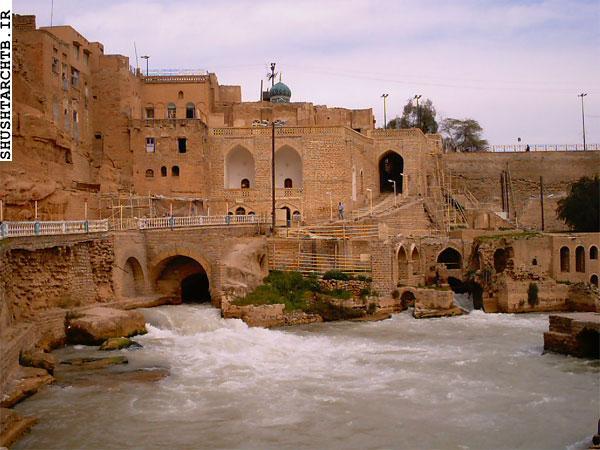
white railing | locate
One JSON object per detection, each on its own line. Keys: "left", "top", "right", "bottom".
{"left": 137, "top": 214, "right": 269, "bottom": 230}
{"left": 0, "top": 214, "right": 270, "bottom": 239}
{"left": 0, "top": 220, "right": 109, "bottom": 239}
{"left": 488, "top": 144, "right": 599, "bottom": 152}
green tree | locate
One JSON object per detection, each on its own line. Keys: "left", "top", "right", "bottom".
{"left": 388, "top": 98, "right": 438, "bottom": 134}
{"left": 556, "top": 175, "right": 600, "bottom": 232}
{"left": 440, "top": 118, "right": 488, "bottom": 152}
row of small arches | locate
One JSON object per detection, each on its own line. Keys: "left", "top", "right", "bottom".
{"left": 146, "top": 166, "right": 179, "bottom": 178}
{"left": 559, "top": 245, "right": 597, "bottom": 273}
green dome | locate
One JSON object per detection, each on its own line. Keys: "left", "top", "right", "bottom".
{"left": 269, "top": 81, "right": 291, "bottom": 103}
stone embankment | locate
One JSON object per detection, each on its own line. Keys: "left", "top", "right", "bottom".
{"left": 543, "top": 313, "right": 599, "bottom": 359}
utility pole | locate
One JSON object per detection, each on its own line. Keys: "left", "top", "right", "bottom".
{"left": 414, "top": 94, "right": 422, "bottom": 130}
{"left": 578, "top": 93, "right": 587, "bottom": 150}
{"left": 381, "top": 94, "right": 389, "bottom": 129}
{"left": 140, "top": 55, "right": 150, "bottom": 76}
{"left": 539, "top": 176, "right": 545, "bottom": 231}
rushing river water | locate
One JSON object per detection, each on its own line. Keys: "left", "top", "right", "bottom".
{"left": 15, "top": 305, "right": 599, "bottom": 450}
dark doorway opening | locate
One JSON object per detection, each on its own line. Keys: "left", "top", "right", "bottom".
{"left": 576, "top": 329, "right": 599, "bottom": 359}
{"left": 379, "top": 151, "right": 404, "bottom": 193}
{"left": 181, "top": 272, "right": 211, "bottom": 303}
{"left": 400, "top": 291, "right": 416, "bottom": 308}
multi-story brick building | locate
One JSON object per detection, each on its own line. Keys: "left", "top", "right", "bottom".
{"left": 5, "top": 14, "right": 442, "bottom": 223}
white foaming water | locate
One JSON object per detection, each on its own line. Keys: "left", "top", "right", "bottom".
{"left": 453, "top": 292, "right": 474, "bottom": 312}
{"left": 14, "top": 305, "right": 599, "bottom": 450}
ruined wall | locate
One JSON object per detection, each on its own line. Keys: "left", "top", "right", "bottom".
{"left": 444, "top": 151, "right": 600, "bottom": 231}
{"left": 0, "top": 235, "right": 115, "bottom": 328}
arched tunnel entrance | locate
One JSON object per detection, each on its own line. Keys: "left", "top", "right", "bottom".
{"left": 448, "top": 276, "right": 483, "bottom": 310}
{"left": 155, "top": 255, "right": 211, "bottom": 304}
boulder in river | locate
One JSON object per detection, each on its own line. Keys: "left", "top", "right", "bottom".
{"left": 66, "top": 307, "right": 147, "bottom": 345}
{"left": 60, "top": 356, "right": 128, "bottom": 370}
{"left": 0, "top": 407, "right": 38, "bottom": 448}
{"left": 0, "top": 366, "right": 54, "bottom": 408}
{"left": 99, "top": 337, "right": 143, "bottom": 351}
{"left": 19, "top": 350, "right": 57, "bottom": 375}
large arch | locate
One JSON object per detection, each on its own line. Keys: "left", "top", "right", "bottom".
{"left": 121, "top": 257, "right": 145, "bottom": 297}
{"left": 378, "top": 151, "right": 404, "bottom": 193}
{"left": 275, "top": 145, "right": 303, "bottom": 188}
{"left": 225, "top": 146, "right": 256, "bottom": 189}
{"left": 437, "top": 247, "right": 462, "bottom": 269}
{"left": 154, "top": 255, "right": 211, "bottom": 303}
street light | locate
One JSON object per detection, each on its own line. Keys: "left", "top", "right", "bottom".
{"left": 388, "top": 179, "right": 397, "bottom": 206}
{"left": 381, "top": 93, "right": 389, "bottom": 129}
{"left": 326, "top": 192, "right": 333, "bottom": 221}
{"left": 413, "top": 94, "right": 422, "bottom": 130}
{"left": 140, "top": 55, "right": 150, "bottom": 76}
{"left": 366, "top": 188, "right": 373, "bottom": 215}
{"left": 578, "top": 93, "right": 588, "bottom": 150}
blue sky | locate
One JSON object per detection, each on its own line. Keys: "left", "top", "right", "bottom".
{"left": 15, "top": 0, "right": 600, "bottom": 144}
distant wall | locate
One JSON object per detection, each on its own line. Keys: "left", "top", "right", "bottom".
{"left": 444, "top": 151, "right": 600, "bottom": 231}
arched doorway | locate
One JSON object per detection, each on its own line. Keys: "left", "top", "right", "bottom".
{"left": 400, "top": 291, "right": 416, "bottom": 308}
{"left": 560, "top": 247, "right": 570, "bottom": 272}
{"left": 155, "top": 255, "right": 210, "bottom": 303}
{"left": 437, "top": 247, "right": 462, "bottom": 269}
{"left": 122, "top": 257, "right": 145, "bottom": 297}
{"left": 397, "top": 246, "right": 408, "bottom": 281}
{"left": 275, "top": 146, "right": 303, "bottom": 188}
{"left": 591, "top": 274, "right": 598, "bottom": 287}
{"left": 493, "top": 248, "right": 509, "bottom": 273}
{"left": 225, "top": 146, "right": 256, "bottom": 189}
{"left": 281, "top": 206, "right": 291, "bottom": 227}
{"left": 235, "top": 207, "right": 246, "bottom": 215}
{"left": 575, "top": 246, "right": 585, "bottom": 272}
{"left": 379, "top": 151, "right": 403, "bottom": 193}
{"left": 411, "top": 247, "right": 420, "bottom": 275}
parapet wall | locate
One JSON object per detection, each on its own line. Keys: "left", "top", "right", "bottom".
{"left": 444, "top": 151, "right": 600, "bottom": 231}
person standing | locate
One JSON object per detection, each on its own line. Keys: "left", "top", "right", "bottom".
{"left": 338, "top": 202, "right": 345, "bottom": 220}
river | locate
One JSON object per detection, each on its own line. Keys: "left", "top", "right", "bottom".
{"left": 14, "top": 304, "right": 599, "bottom": 450}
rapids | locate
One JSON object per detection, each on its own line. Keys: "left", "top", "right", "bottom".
{"left": 14, "top": 305, "right": 599, "bottom": 449}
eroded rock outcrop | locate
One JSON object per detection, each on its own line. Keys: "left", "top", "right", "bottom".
{"left": 66, "top": 307, "right": 147, "bottom": 345}
{"left": 0, "top": 407, "right": 38, "bottom": 448}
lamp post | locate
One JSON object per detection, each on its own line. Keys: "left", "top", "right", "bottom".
{"left": 381, "top": 93, "right": 389, "bottom": 129}
{"left": 326, "top": 192, "right": 333, "bottom": 221}
{"left": 578, "top": 93, "right": 588, "bottom": 150}
{"left": 413, "top": 94, "right": 422, "bottom": 130}
{"left": 366, "top": 188, "right": 373, "bottom": 215}
{"left": 140, "top": 55, "right": 150, "bottom": 76}
{"left": 388, "top": 179, "right": 397, "bottom": 206}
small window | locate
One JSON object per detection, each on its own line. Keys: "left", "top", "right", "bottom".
{"left": 284, "top": 178, "right": 293, "bottom": 188}
{"left": 83, "top": 51, "right": 89, "bottom": 65}
{"left": 591, "top": 246, "right": 598, "bottom": 260}
{"left": 161, "top": 166, "right": 167, "bottom": 177}
{"left": 178, "top": 91, "right": 184, "bottom": 99}
{"left": 72, "top": 110, "right": 78, "bottom": 123}
{"left": 178, "top": 138, "right": 187, "bottom": 153}
{"left": 145, "top": 169, "right": 154, "bottom": 178}
{"left": 186, "top": 103, "right": 195, "bottom": 119}
{"left": 167, "top": 103, "right": 176, "bottom": 119}
{"left": 146, "top": 137, "right": 155, "bottom": 152}
{"left": 52, "top": 57, "right": 59, "bottom": 74}
{"left": 71, "top": 67, "right": 80, "bottom": 88}
{"left": 235, "top": 207, "right": 246, "bottom": 215}
{"left": 94, "top": 133, "right": 102, "bottom": 139}
{"left": 241, "top": 178, "right": 250, "bottom": 189}
{"left": 72, "top": 43, "right": 80, "bottom": 60}
{"left": 532, "top": 258, "right": 538, "bottom": 266}
{"left": 172, "top": 166, "right": 180, "bottom": 176}
{"left": 145, "top": 107, "right": 154, "bottom": 119}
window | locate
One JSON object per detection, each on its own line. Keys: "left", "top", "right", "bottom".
{"left": 72, "top": 43, "right": 80, "bottom": 60}
{"left": 145, "top": 137, "right": 156, "bottom": 153}
{"left": 576, "top": 246, "right": 585, "bottom": 273}
{"left": 186, "top": 103, "right": 195, "bottom": 119}
{"left": 178, "top": 91, "right": 184, "bottom": 99}
{"left": 71, "top": 67, "right": 80, "bottom": 88}
{"left": 52, "top": 57, "right": 59, "bottom": 74}
{"left": 61, "top": 64, "right": 69, "bottom": 90}
{"left": 161, "top": 166, "right": 167, "bottom": 177}
{"left": 145, "top": 169, "right": 154, "bottom": 178}
{"left": 145, "top": 107, "right": 154, "bottom": 119}
{"left": 167, "top": 103, "right": 176, "bottom": 119}
{"left": 235, "top": 207, "right": 246, "bottom": 215}
{"left": 72, "top": 110, "right": 78, "bottom": 124}
{"left": 172, "top": 166, "right": 180, "bottom": 176}
{"left": 560, "top": 247, "right": 570, "bottom": 272}
{"left": 83, "top": 50, "right": 89, "bottom": 65}
{"left": 591, "top": 246, "right": 598, "bottom": 260}
{"left": 284, "top": 178, "right": 293, "bottom": 188}
{"left": 241, "top": 178, "right": 250, "bottom": 189}
{"left": 178, "top": 138, "right": 187, "bottom": 153}
{"left": 52, "top": 101, "right": 60, "bottom": 123}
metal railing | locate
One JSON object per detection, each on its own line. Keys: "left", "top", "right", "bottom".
{"left": 0, "top": 220, "right": 109, "bottom": 239}
{"left": 0, "top": 214, "right": 269, "bottom": 239}
{"left": 270, "top": 250, "right": 372, "bottom": 275}
{"left": 488, "top": 144, "right": 599, "bottom": 152}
